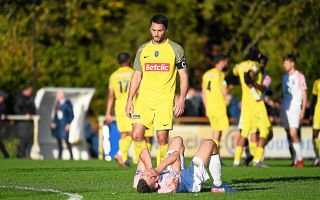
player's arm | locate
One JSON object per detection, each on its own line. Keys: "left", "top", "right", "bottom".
{"left": 155, "top": 151, "right": 181, "bottom": 173}
{"left": 225, "top": 66, "right": 240, "bottom": 86}
{"left": 126, "top": 71, "right": 142, "bottom": 118}
{"left": 300, "top": 89, "right": 307, "bottom": 121}
{"left": 175, "top": 68, "right": 188, "bottom": 117}
{"left": 105, "top": 88, "right": 115, "bottom": 124}
{"left": 137, "top": 148, "right": 153, "bottom": 170}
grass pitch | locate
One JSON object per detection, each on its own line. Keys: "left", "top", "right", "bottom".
{"left": 0, "top": 159, "right": 319, "bottom": 200}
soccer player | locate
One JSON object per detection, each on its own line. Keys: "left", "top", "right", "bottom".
{"left": 229, "top": 46, "right": 271, "bottom": 167}
{"left": 280, "top": 54, "right": 307, "bottom": 168}
{"left": 106, "top": 52, "right": 134, "bottom": 167}
{"left": 309, "top": 79, "right": 320, "bottom": 166}
{"left": 133, "top": 136, "right": 235, "bottom": 193}
{"left": 202, "top": 54, "right": 229, "bottom": 149}
{"left": 125, "top": 14, "right": 188, "bottom": 166}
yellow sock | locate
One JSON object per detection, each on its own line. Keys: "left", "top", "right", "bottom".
{"left": 133, "top": 140, "right": 148, "bottom": 161}
{"left": 120, "top": 136, "right": 132, "bottom": 161}
{"left": 157, "top": 144, "right": 169, "bottom": 166}
{"left": 253, "top": 147, "right": 265, "bottom": 163}
{"left": 313, "top": 138, "right": 319, "bottom": 158}
{"left": 147, "top": 142, "right": 152, "bottom": 151}
{"left": 213, "top": 140, "right": 220, "bottom": 149}
{"left": 234, "top": 146, "right": 243, "bottom": 165}
{"left": 249, "top": 142, "right": 257, "bottom": 156}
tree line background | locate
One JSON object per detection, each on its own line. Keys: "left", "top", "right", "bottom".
{"left": 0, "top": 0, "right": 319, "bottom": 115}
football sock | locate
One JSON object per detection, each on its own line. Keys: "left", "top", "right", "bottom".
{"left": 121, "top": 136, "right": 132, "bottom": 161}
{"left": 253, "top": 147, "right": 264, "bottom": 163}
{"left": 249, "top": 142, "right": 257, "bottom": 156}
{"left": 293, "top": 142, "right": 303, "bottom": 161}
{"left": 157, "top": 144, "right": 169, "bottom": 166}
{"left": 209, "top": 154, "right": 222, "bottom": 187}
{"left": 313, "top": 138, "right": 319, "bottom": 158}
{"left": 234, "top": 146, "right": 243, "bottom": 165}
{"left": 133, "top": 140, "right": 148, "bottom": 161}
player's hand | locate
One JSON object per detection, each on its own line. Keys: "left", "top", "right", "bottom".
{"left": 125, "top": 101, "right": 133, "bottom": 118}
{"left": 299, "top": 110, "right": 305, "bottom": 121}
{"left": 51, "top": 123, "right": 56, "bottom": 129}
{"left": 174, "top": 97, "right": 185, "bottom": 117}
{"left": 64, "top": 124, "right": 70, "bottom": 132}
{"left": 105, "top": 114, "right": 112, "bottom": 124}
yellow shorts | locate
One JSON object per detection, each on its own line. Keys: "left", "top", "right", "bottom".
{"left": 313, "top": 111, "right": 320, "bottom": 130}
{"left": 115, "top": 113, "right": 132, "bottom": 133}
{"left": 241, "top": 102, "right": 270, "bottom": 138}
{"left": 132, "top": 104, "right": 173, "bottom": 131}
{"left": 208, "top": 114, "right": 229, "bottom": 131}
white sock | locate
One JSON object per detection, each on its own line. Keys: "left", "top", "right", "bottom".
{"left": 250, "top": 87, "right": 261, "bottom": 101}
{"left": 293, "top": 143, "right": 303, "bottom": 161}
{"left": 209, "top": 154, "right": 222, "bottom": 187}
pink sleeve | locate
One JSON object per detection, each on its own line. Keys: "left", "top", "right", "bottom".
{"left": 297, "top": 72, "right": 307, "bottom": 90}
{"left": 262, "top": 74, "right": 272, "bottom": 89}
{"left": 157, "top": 171, "right": 181, "bottom": 193}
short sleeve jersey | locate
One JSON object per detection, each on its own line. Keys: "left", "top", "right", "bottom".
{"left": 232, "top": 60, "right": 262, "bottom": 104}
{"left": 312, "top": 79, "right": 320, "bottom": 113}
{"left": 109, "top": 66, "right": 134, "bottom": 115}
{"left": 282, "top": 70, "right": 307, "bottom": 109}
{"left": 133, "top": 39, "right": 187, "bottom": 109}
{"left": 202, "top": 68, "right": 227, "bottom": 116}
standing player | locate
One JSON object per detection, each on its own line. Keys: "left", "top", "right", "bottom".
{"left": 133, "top": 136, "right": 235, "bottom": 193}
{"left": 202, "top": 54, "right": 229, "bottom": 149}
{"left": 281, "top": 54, "right": 307, "bottom": 168}
{"left": 309, "top": 79, "right": 320, "bottom": 166}
{"left": 125, "top": 14, "right": 188, "bottom": 166}
{"left": 106, "top": 52, "right": 135, "bottom": 167}
{"left": 229, "top": 46, "right": 271, "bottom": 167}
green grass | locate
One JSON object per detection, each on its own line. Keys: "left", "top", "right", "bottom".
{"left": 0, "top": 159, "right": 319, "bottom": 200}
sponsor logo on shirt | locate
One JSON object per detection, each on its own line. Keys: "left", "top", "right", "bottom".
{"left": 145, "top": 63, "right": 170, "bottom": 71}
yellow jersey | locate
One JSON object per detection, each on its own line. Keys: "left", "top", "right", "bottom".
{"left": 133, "top": 39, "right": 186, "bottom": 109}
{"left": 312, "top": 79, "right": 320, "bottom": 114}
{"left": 109, "top": 66, "right": 134, "bottom": 116}
{"left": 202, "top": 68, "right": 227, "bottom": 116}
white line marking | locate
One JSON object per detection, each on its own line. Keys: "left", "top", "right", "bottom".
{"left": 0, "top": 185, "right": 83, "bottom": 200}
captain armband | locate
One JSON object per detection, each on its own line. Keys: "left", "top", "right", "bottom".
{"left": 176, "top": 57, "right": 187, "bottom": 70}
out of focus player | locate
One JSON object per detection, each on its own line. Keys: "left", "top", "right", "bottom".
{"left": 228, "top": 46, "right": 270, "bottom": 167}
{"left": 310, "top": 79, "right": 320, "bottom": 166}
{"left": 202, "top": 54, "right": 229, "bottom": 149}
{"left": 105, "top": 52, "right": 134, "bottom": 167}
{"left": 280, "top": 54, "right": 307, "bottom": 168}
{"left": 125, "top": 14, "right": 188, "bottom": 166}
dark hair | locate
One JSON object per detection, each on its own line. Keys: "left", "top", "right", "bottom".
{"left": 283, "top": 54, "right": 296, "bottom": 63}
{"left": 136, "top": 179, "right": 157, "bottom": 193}
{"left": 246, "top": 46, "right": 260, "bottom": 61}
{"left": 117, "top": 52, "right": 130, "bottom": 65}
{"left": 150, "top": 14, "right": 169, "bottom": 29}
{"left": 213, "top": 54, "right": 227, "bottom": 65}
{"left": 260, "top": 54, "right": 268, "bottom": 66}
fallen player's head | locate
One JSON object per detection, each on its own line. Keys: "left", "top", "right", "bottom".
{"left": 136, "top": 178, "right": 159, "bottom": 193}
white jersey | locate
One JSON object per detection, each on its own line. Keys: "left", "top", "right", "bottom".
{"left": 282, "top": 70, "right": 307, "bottom": 110}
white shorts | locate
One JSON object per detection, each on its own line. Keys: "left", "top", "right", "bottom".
{"left": 178, "top": 156, "right": 210, "bottom": 193}
{"left": 280, "top": 106, "right": 300, "bottom": 129}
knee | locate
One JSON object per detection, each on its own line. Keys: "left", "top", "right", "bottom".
{"left": 203, "top": 139, "right": 218, "bottom": 154}
{"left": 132, "top": 131, "right": 144, "bottom": 142}
{"left": 157, "top": 134, "right": 168, "bottom": 146}
{"left": 172, "top": 136, "right": 183, "bottom": 145}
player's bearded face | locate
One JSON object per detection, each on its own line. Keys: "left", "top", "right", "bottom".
{"left": 150, "top": 22, "right": 167, "bottom": 43}
{"left": 283, "top": 60, "right": 294, "bottom": 72}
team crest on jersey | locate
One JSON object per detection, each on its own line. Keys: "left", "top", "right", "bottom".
{"left": 155, "top": 51, "right": 159, "bottom": 57}
{"left": 132, "top": 114, "right": 141, "bottom": 119}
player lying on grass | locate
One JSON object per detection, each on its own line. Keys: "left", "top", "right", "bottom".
{"left": 133, "top": 136, "right": 236, "bottom": 193}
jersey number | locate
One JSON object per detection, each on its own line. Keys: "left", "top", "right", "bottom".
{"left": 207, "top": 81, "right": 211, "bottom": 91}
{"left": 118, "top": 80, "right": 129, "bottom": 93}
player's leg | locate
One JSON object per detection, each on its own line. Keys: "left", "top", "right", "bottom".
{"left": 144, "top": 127, "right": 154, "bottom": 151}
{"left": 234, "top": 131, "right": 248, "bottom": 166}
{"left": 156, "top": 130, "right": 169, "bottom": 166}
{"left": 313, "top": 129, "right": 320, "bottom": 166}
{"left": 289, "top": 127, "right": 303, "bottom": 167}
{"left": 132, "top": 123, "right": 148, "bottom": 160}
{"left": 115, "top": 131, "right": 132, "bottom": 167}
